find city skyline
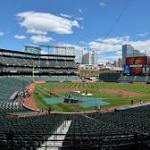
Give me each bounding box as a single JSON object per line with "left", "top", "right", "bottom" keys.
{"left": 0, "top": 0, "right": 150, "bottom": 63}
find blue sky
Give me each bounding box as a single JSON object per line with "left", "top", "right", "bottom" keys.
{"left": 0, "top": 0, "right": 150, "bottom": 63}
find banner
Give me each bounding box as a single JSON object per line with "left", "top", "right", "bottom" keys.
{"left": 123, "top": 65, "right": 131, "bottom": 75}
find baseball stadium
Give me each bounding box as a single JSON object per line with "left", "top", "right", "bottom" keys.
{"left": 0, "top": 47, "right": 150, "bottom": 150}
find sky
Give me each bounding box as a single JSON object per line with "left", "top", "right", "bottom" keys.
{"left": 0, "top": 0, "right": 150, "bottom": 63}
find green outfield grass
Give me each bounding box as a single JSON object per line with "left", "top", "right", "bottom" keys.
{"left": 34, "top": 82, "right": 150, "bottom": 112}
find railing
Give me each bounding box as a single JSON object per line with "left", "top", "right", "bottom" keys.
{"left": 1, "top": 132, "right": 150, "bottom": 150}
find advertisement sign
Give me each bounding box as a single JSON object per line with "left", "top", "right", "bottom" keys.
{"left": 131, "top": 67, "right": 143, "bottom": 75}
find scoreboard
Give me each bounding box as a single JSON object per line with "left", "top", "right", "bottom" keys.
{"left": 124, "top": 56, "right": 149, "bottom": 76}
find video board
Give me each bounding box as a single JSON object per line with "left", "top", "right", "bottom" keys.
{"left": 123, "top": 65, "right": 146, "bottom": 76}
{"left": 126, "top": 56, "right": 147, "bottom": 65}
{"left": 124, "top": 56, "right": 149, "bottom": 76}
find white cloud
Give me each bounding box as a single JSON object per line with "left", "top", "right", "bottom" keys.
{"left": 137, "top": 32, "right": 150, "bottom": 37}
{"left": 89, "top": 36, "right": 130, "bottom": 55}
{"left": 17, "top": 11, "right": 80, "bottom": 35}
{"left": 51, "top": 36, "right": 150, "bottom": 64}
{"left": 30, "top": 35, "right": 53, "bottom": 43}
{"left": 14, "top": 35, "right": 26, "bottom": 40}
{"left": 60, "top": 13, "right": 83, "bottom": 22}
{"left": 100, "top": 2, "right": 106, "bottom": 7}
{"left": 41, "top": 49, "right": 48, "bottom": 54}
{"left": 0, "top": 32, "right": 4, "bottom": 36}
{"left": 78, "top": 9, "right": 83, "bottom": 13}
{"left": 129, "top": 40, "right": 150, "bottom": 54}
{"left": 79, "top": 41, "right": 87, "bottom": 46}
{"left": 76, "top": 17, "right": 83, "bottom": 21}
{"left": 89, "top": 36, "right": 150, "bottom": 63}
{"left": 60, "top": 13, "right": 72, "bottom": 19}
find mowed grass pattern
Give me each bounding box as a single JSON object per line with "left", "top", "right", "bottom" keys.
{"left": 34, "top": 82, "right": 150, "bottom": 112}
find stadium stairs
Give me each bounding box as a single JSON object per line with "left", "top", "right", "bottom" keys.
{"left": 0, "top": 106, "right": 149, "bottom": 149}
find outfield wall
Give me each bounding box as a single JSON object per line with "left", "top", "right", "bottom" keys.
{"left": 99, "top": 72, "right": 121, "bottom": 82}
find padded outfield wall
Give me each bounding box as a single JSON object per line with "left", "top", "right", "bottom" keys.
{"left": 99, "top": 72, "right": 121, "bottom": 82}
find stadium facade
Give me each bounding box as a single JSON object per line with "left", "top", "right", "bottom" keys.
{"left": 0, "top": 48, "right": 77, "bottom": 76}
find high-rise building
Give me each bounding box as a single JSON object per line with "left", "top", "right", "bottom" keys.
{"left": 75, "top": 48, "right": 85, "bottom": 64}
{"left": 53, "top": 46, "right": 84, "bottom": 63}
{"left": 118, "top": 58, "right": 122, "bottom": 67}
{"left": 82, "top": 52, "right": 91, "bottom": 64}
{"left": 25, "top": 45, "right": 41, "bottom": 54}
{"left": 82, "top": 51, "right": 96, "bottom": 65}
{"left": 113, "top": 58, "right": 122, "bottom": 67}
{"left": 122, "top": 44, "right": 134, "bottom": 66}
{"left": 122, "top": 44, "right": 145, "bottom": 66}
{"left": 54, "top": 47, "right": 75, "bottom": 56}
{"left": 91, "top": 50, "right": 96, "bottom": 65}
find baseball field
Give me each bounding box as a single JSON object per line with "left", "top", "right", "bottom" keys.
{"left": 33, "top": 82, "right": 150, "bottom": 112}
